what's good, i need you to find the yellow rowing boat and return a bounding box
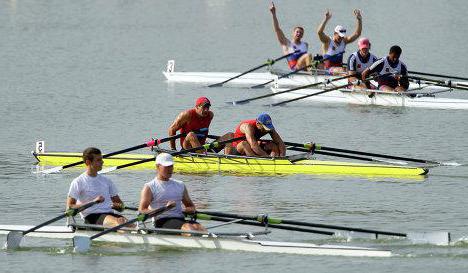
[32,151,428,178]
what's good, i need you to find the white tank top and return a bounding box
[145,178,185,219]
[325,39,346,62]
[348,51,378,74]
[378,57,403,76]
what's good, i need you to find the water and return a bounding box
[1,0,468,272]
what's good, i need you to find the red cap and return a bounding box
[195,97,211,107]
[358,37,370,49]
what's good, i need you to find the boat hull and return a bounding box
[33,151,428,177]
[0,225,391,257]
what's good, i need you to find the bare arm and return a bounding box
[270,130,286,156]
[181,187,196,214]
[66,195,103,209]
[138,185,153,213]
[317,10,332,44]
[242,124,269,156]
[270,2,288,46]
[345,9,362,44]
[168,110,190,150]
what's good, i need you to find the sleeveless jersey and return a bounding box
[286,41,308,70]
[347,51,378,76]
[324,39,346,68]
[368,57,408,88]
[145,178,185,220]
[179,108,212,146]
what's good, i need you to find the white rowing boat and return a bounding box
[271,85,468,110]
[162,60,333,87]
[0,224,391,257]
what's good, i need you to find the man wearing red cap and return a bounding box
[168,97,233,153]
[270,2,312,71]
[230,113,286,157]
[347,37,378,89]
[317,9,362,75]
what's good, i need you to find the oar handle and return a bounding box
[23,200,102,235]
[89,203,175,240]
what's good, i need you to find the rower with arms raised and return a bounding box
[317,9,362,75]
[270,2,312,71]
[168,97,233,154]
[67,147,128,227]
[347,37,378,89]
[139,153,206,232]
[361,45,409,92]
[230,113,286,157]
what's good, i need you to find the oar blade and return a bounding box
[406,231,451,246]
[4,231,24,249]
[98,166,117,174]
[38,166,64,174]
[73,235,92,252]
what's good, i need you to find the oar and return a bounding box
[198,211,451,245]
[228,74,352,105]
[208,51,299,88]
[408,70,468,82]
[249,51,345,89]
[284,141,459,166]
[4,200,102,249]
[73,202,176,252]
[286,146,409,165]
[38,129,207,174]
[267,73,392,107]
[194,213,334,236]
[99,136,246,174]
[407,75,468,91]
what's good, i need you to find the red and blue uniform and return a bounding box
[232,120,268,148]
[286,41,308,70]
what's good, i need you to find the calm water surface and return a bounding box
[1,1,468,272]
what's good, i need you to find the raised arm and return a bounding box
[345,9,362,44]
[270,2,288,46]
[168,110,190,150]
[317,10,332,44]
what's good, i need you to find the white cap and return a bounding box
[156,153,174,166]
[334,25,346,37]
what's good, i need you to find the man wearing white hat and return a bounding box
[138,153,205,231]
[317,9,362,75]
[347,37,379,89]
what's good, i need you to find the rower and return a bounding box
[361,45,409,92]
[67,147,128,227]
[230,113,286,157]
[317,9,362,75]
[168,96,233,154]
[270,2,312,71]
[347,37,378,89]
[138,153,206,232]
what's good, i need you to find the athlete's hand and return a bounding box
[269,2,276,14]
[354,9,362,20]
[324,9,332,20]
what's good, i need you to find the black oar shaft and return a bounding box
[24,200,100,235]
[200,211,406,238]
[209,52,296,87]
[110,136,246,171]
[89,204,175,240]
[287,147,378,162]
[198,215,334,236]
[409,70,468,81]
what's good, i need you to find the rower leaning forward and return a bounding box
[168,96,233,153]
[317,9,362,75]
[230,113,286,157]
[139,153,206,232]
[361,45,409,92]
[67,147,129,227]
[347,37,379,89]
